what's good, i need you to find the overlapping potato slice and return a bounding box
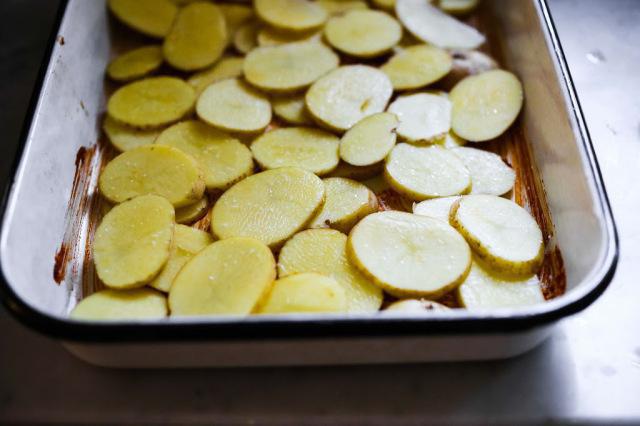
[438,131,467,148]
[169,237,276,316]
[107,46,163,82]
[257,273,347,314]
[324,10,402,58]
[384,299,450,312]
[255,0,328,32]
[70,288,168,321]
[339,112,398,167]
[278,229,383,313]
[451,147,515,195]
[441,50,498,90]
[371,0,395,10]
[233,22,259,54]
[439,0,479,15]
[219,4,254,39]
[175,197,209,224]
[318,0,368,15]
[102,116,160,152]
[348,211,471,297]
[328,162,382,181]
[388,93,452,143]
[272,95,313,125]
[94,195,174,289]
[362,174,391,194]
[381,45,452,90]
[187,56,244,95]
[413,196,461,222]
[257,27,321,47]
[108,0,177,38]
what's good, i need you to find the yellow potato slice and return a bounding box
[327,162,383,181]
[339,112,398,167]
[156,120,253,191]
[187,56,244,95]
[272,95,313,125]
[381,45,453,90]
[175,197,209,224]
[438,131,466,148]
[388,93,452,143]
[324,10,402,58]
[211,168,325,249]
[450,195,544,275]
[219,4,254,39]
[108,0,177,38]
[450,70,524,142]
[439,0,479,15]
[348,211,471,298]
[306,65,393,132]
[257,273,347,314]
[244,40,339,93]
[441,50,498,91]
[150,225,213,293]
[413,196,460,222]
[99,145,205,207]
[233,22,259,54]
[384,299,450,313]
[278,229,383,313]
[384,144,470,201]
[255,0,328,32]
[107,46,163,82]
[102,116,160,152]
[362,174,390,194]
[257,27,321,47]
[107,77,196,129]
[372,0,395,11]
[318,0,368,15]
[169,238,276,316]
[94,195,174,289]
[250,127,340,175]
[451,147,515,196]
[196,78,272,134]
[70,289,167,321]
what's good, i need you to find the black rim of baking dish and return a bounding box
[0,0,619,343]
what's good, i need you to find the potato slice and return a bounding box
[451,147,515,196]
[211,168,325,249]
[108,0,177,38]
[439,0,479,15]
[450,195,544,275]
[381,45,452,91]
[388,93,451,143]
[94,195,174,289]
[306,65,393,132]
[257,27,321,47]
[450,70,524,142]
[70,289,167,321]
[99,145,205,207]
[169,238,276,316]
[327,162,382,181]
[107,46,163,82]
[244,40,339,93]
[175,197,209,224]
[255,0,328,32]
[278,229,383,313]
[318,0,368,15]
[324,10,402,58]
[348,211,471,298]
[384,299,450,312]
[395,0,485,49]
[156,120,253,191]
[371,0,395,11]
[187,56,244,95]
[107,77,196,129]
[250,127,339,175]
[339,112,398,167]
[413,196,461,222]
[272,95,313,125]
[362,174,390,194]
[440,50,498,91]
[102,116,160,152]
[233,22,259,54]
[257,273,347,314]
[385,144,470,200]
[219,4,254,39]
[438,131,466,148]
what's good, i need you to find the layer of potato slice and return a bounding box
[413,196,461,222]
[233,22,259,54]
[257,27,321,47]
[108,0,177,38]
[70,288,168,321]
[440,50,498,90]
[348,211,471,298]
[327,162,383,181]
[339,112,398,167]
[175,197,209,225]
[384,299,450,313]
[381,45,452,91]
[318,0,368,15]
[450,195,544,275]
[211,168,325,249]
[278,229,383,313]
[272,95,313,125]
[451,147,515,196]
[219,4,254,41]
[94,195,174,289]
[255,0,328,32]
[99,145,205,207]
[257,273,347,314]
[388,93,451,143]
[324,10,402,58]
[107,46,163,82]
[169,237,276,316]
[102,116,160,152]
[187,56,244,95]
[439,0,479,15]
[438,131,467,148]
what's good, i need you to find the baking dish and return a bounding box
[0,0,617,367]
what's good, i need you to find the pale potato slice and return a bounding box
[107,46,163,82]
[348,211,471,297]
[339,112,398,167]
[384,299,450,312]
[327,162,382,181]
[278,229,383,313]
[175,197,209,224]
[233,22,259,54]
[219,4,254,39]
[440,50,498,91]
[70,289,167,321]
[250,127,339,175]
[385,144,470,200]
[255,0,328,32]
[187,56,244,95]
[450,70,524,142]
[257,27,321,47]
[306,65,393,132]
[310,177,378,233]
[99,145,205,207]
[257,273,347,314]
[387,93,451,143]
[395,0,485,49]
[450,195,544,275]
[156,120,253,191]
[413,196,461,222]
[102,116,160,152]
[318,0,368,15]
[451,147,515,196]
[438,131,466,148]
[324,10,402,58]
[150,225,213,293]
[94,195,174,289]
[372,0,395,10]
[381,45,452,90]
[107,77,196,129]
[169,237,276,316]
[272,95,313,125]
[211,168,325,249]
[439,0,479,15]
[196,78,272,134]
[108,0,177,38]
[244,40,339,93]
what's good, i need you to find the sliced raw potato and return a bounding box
[278,229,383,313]
[102,116,160,152]
[251,127,339,175]
[94,195,174,289]
[244,40,339,93]
[188,56,244,95]
[108,0,177,38]
[451,147,515,195]
[257,27,320,47]
[324,10,402,58]
[348,211,471,297]
[257,273,347,314]
[196,78,272,134]
[272,95,313,125]
[381,45,452,90]
[309,177,378,233]
[306,65,393,132]
[318,0,368,15]
[340,112,398,167]
[362,174,391,194]
[450,195,544,275]
[388,93,452,143]
[255,0,328,32]
[169,238,276,316]
[233,22,259,54]
[385,144,470,200]
[372,0,395,10]
[450,70,524,142]
[107,77,196,129]
[107,46,163,82]
[328,161,382,180]
[175,197,209,224]
[156,121,253,191]
[395,0,485,49]
[413,196,460,222]
[384,299,450,312]
[99,145,205,207]
[439,0,479,15]
[211,168,325,249]
[441,50,498,91]
[219,4,254,38]
[439,131,466,148]
[70,289,167,321]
